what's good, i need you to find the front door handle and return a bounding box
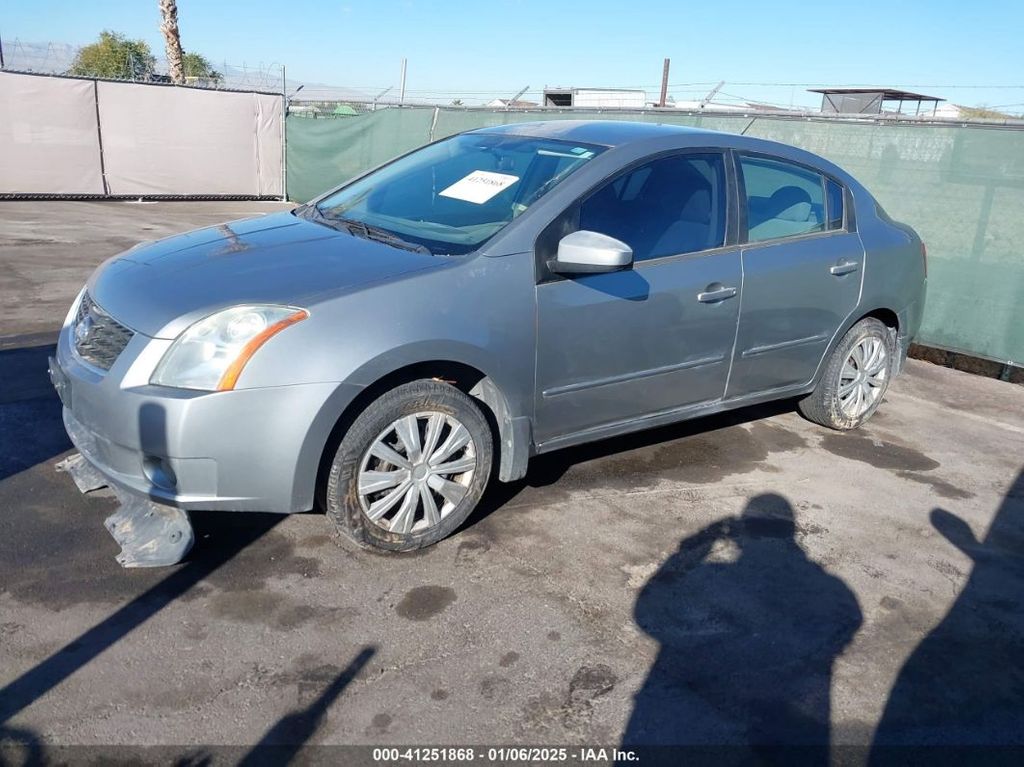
[697,285,738,303]
[830,260,859,276]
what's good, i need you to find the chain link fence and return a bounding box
[285,104,1024,366]
[2,42,1021,365]
[1,38,285,92]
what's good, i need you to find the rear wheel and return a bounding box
[798,317,894,430]
[325,380,492,552]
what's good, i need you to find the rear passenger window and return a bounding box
[579,153,727,262]
[826,178,845,230]
[740,156,826,243]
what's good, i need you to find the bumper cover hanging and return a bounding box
[57,453,195,568]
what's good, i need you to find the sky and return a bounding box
[4,0,1024,110]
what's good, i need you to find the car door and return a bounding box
[726,154,863,398]
[534,151,742,445]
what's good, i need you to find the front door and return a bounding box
[534,152,741,445]
[726,154,863,398]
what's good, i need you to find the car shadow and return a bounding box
[464,397,800,529]
[621,492,862,763]
[0,342,72,483]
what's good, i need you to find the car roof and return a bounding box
[470,119,861,191]
[470,120,717,147]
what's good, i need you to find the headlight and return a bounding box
[151,305,308,391]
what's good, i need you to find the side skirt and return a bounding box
[533,383,814,455]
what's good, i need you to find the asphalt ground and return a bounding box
[1,201,1022,763]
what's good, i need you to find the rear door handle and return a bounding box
[697,286,738,303]
[830,261,859,276]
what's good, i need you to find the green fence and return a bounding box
[287,108,1024,365]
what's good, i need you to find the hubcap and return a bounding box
[838,335,888,419]
[357,412,477,535]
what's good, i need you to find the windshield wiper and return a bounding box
[297,202,326,221]
[308,207,432,255]
[337,218,433,255]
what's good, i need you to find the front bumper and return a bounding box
[54,323,356,513]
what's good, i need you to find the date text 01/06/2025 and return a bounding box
[371,747,640,762]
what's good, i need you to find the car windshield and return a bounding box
[311,133,605,255]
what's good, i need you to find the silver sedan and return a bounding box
[51,121,926,562]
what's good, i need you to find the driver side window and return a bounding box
[579,153,727,262]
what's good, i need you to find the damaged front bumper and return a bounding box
[56,452,195,568]
[51,352,194,568]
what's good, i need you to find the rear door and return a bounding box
[726,154,863,398]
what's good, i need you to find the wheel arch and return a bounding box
[859,307,899,332]
[311,359,530,511]
[811,305,902,388]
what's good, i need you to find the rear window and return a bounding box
[740,156,826,243]
[826,178,845,230]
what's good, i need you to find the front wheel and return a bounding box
[325,380,493,552]
[798,317,894,430]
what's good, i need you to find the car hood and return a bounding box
[87,211,443,338]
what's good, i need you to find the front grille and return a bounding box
[73,292,134,370]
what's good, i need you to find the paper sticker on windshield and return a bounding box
[439,171,519,204]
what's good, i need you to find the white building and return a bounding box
[543,87,647,109]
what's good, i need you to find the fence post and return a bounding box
[280,65,288,201]
[92,79,110,195]
[428,106,439,142]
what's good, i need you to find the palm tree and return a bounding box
[158,0,185,84]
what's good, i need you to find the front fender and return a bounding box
[344,342,533,483]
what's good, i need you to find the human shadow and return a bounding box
[871,469,1024,755]
[238,646,376,766]
[622,493,862,763]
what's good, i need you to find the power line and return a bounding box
[726,81,1024,89]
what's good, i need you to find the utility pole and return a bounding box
[658,58,670,108]
[399,58,407,105]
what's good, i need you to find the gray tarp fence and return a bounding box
[0,70,283,197]
[0,71,104,194]
[287,107,1024,366]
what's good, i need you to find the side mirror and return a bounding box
[551,230,633,275]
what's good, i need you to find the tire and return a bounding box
[798,317,894,430]
[325,380,493,552]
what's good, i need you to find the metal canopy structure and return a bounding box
[810,87,945,116]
